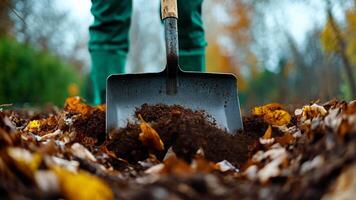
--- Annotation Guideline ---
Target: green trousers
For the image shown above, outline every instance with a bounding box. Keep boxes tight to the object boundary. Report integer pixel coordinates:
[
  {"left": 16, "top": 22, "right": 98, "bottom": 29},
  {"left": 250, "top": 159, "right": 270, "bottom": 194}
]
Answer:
[{"left": 89, "top": 0, "right": 207, "bottom": 104}]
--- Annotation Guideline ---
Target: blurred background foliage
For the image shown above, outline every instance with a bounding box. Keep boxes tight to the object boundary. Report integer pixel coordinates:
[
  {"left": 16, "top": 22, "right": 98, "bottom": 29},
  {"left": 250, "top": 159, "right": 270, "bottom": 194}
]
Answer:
[
  {"left": 0, "top": 0, "right": 355, "bottom": 110},
  {"left": 0, "top": 37, "right": 81, "bottom": 106}
]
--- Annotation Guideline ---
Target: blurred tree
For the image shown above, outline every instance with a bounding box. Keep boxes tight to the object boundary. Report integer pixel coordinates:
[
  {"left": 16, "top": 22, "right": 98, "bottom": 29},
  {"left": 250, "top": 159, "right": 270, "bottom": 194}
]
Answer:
[
  {"left": 0, "top": 0, "right": 13, "bottom": 36},
  {"left": 320, "top": 0, "right": 356, "bottom": 98},
  {"left": 0, "top": 37, "right": 81, "bottom": 106},
  {"left": 204, "top": 0, "right": 255, "bottom": 94},
  {"left": 289, "top": 30, "right": 343, "bottom": 102}
]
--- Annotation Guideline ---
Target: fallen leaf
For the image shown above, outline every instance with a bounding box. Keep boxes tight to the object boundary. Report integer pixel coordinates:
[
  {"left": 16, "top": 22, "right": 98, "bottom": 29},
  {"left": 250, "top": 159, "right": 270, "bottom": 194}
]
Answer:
[
  {"left": 322, "top": 164, "right": 356, "bottom": 200},
  {"left": 164, "top": 156, "right": 193, "bottom": 176},
  {"left": 26, "top": 120, "right": 41, "bottom": 133},
  {"left": 7, "top": 147, "right": 42, "bottom": 172},
  {"left": 71, "top": 143, "right": 97, "bottom": 162},
  {"left": 263, "top": 125, "right": 272, "bottom": 139},
  {"left": 45, "top": 156, "right": 79, "bottom": 173},
  {"left": 144, "top": 163, "right": 165, "bottom": 175},
  {"left": 259, "top": 125, "right": 275, "bottom": 145},
  {"left": 252, "top": 104, "right": 291, "bottom": 126},
  {"left": 163, "top": 147, "right": 177, "bottom": 161},
  {"left": 275, "top": 133, "right": 295, "bottom": 146},
  {"left": 215, "top": 160, "right": 239, "bottom": 173},
  {"left": 53, "top": 167, "right": 113, "bottom": 200},
  {"left": 64, "top": 96, "right": 90, "bottom": 115},
  {"left": 299, "top": 103, "right": 328, "bottom": 121},
  {"left": 138, "top": 114, "right": 164, "bottom": 151},
  {"left": 256, "top": 146, "right": 289, "bottom": 183},
  {"left": 191, "top": 156, "right": 217, "bottom": 173},
  {"left": 97, "top": 104, "right": 106, "bottom": 112},
  {"left": 100, "top": 146, "right": 118, "bottom": 159},
  {"left": 264, "top": 110, "right": 291, "bottom": 126},
  {"left": 39, "top": 129, "right": 62, "bottom": 141},
  {"left": 34, "top": 170, "right": 60, "bottom": 194},
  {"left": 252, "top": 103, "right": 283, "bottom": 116},
  {"left": 300, "top": 155, "right": 325, "bottom": 174}
]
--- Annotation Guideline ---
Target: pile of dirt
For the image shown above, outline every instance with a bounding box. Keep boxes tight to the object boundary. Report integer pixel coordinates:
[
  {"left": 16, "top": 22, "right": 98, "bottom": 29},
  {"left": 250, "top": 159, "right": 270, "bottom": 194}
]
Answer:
[{"left": 107, "top": 104, "right": 261, "bottom": 167}]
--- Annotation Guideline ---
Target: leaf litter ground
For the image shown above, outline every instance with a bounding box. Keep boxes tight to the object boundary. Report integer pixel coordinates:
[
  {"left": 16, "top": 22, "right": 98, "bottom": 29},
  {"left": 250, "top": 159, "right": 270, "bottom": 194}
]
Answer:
[{"left": 0, "top": 97, "right": 355, "bottom": 200}]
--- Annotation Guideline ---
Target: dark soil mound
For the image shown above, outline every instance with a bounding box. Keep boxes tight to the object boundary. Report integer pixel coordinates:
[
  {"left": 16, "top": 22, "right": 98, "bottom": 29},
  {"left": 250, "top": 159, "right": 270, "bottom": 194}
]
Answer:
[{"left": 107, "top": 104, "right": 264, "bottom": 167}]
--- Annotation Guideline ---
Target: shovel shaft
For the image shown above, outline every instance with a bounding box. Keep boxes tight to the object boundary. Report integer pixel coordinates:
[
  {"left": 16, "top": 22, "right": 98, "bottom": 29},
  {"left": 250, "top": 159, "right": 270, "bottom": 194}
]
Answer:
[{"left": 162, "top": 0, "right": 179, "bottom": 95}]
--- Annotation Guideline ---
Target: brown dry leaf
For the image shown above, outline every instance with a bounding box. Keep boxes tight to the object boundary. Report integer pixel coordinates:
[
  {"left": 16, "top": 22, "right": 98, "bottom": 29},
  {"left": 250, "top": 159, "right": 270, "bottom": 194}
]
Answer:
[
  {"left": 138, "top": 114, "right": 164, "bottom": 151},
  {"left": 338, "top": 119, "right": 353, "bottom": 137},
  {"left": 253, "top": 104, "right": 291, "bottom": 126},
  {"left": 64, "top": 96, "right": 91, "bottom": 115},
  {"left": 275, "top": 133, "right": 295, "bottom": 146},
  {"left": 298, "top": 103, "right": 327, "bottom": 120},
  {"left": 345, "top": 100, "right": 356, "bottom": 114},
  {"left": 53, "top": 167, "right": 113, "bottom": 200},
  {"left": 42, "top": 116, "right": 58, "bottom": 127},
  {"left": 322, "top": 164, "right": 356, "bottom": 200}
]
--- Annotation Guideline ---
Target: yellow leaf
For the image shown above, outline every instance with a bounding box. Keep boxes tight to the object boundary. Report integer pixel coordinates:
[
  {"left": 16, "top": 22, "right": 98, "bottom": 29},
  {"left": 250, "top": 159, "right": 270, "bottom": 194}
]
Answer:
[
  {"left": 138, "top": 114, "right": 164, "bottom": 151},
  {"left": 252, "top": 104, "right": 291, "bottom": 126},
  {"left": 26, "top": 120, "right": 41, "bottom": 132},
  {"left": 53, "top": 167, "right": 113, "bottom": 200},
  {"left": 264, "top": 110, "right": 291, "bottom": 126},
  {"left": 252, "top": 103, "right": 283, "bottom": 116}
]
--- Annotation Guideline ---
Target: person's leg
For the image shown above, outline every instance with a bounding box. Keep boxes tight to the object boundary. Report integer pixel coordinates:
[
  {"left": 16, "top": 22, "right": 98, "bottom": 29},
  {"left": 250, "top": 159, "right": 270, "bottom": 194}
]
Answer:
[
  {"left": 89, "top": 0, "right": 132, "bottom": 105},
  {"left": 177, "top": 0, "right": 207, "bottom": 72}
]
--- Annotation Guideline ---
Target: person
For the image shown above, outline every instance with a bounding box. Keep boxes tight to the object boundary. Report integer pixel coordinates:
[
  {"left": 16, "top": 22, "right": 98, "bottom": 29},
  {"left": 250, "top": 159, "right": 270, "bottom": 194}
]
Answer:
[{"left": 88, "top": 0, "right": 207, "bottom": 104}]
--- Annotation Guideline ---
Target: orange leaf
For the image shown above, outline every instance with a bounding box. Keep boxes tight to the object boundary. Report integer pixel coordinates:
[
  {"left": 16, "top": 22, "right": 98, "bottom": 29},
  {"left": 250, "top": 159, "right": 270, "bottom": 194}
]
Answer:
[
  {"left": 64, "top": 96, "right": 90, "bottom": 115},
  {"left": 263, "top": 125, "right": 272, "bottom": 139},
  {"left": 96, "top": 104, "right": 106, "bottom": 112},
  {"left": 163, "top": 156, "right": 193, "bottom": 176},
  {"left": 138, "top": 114, "right": 164, "bottom": 151}
]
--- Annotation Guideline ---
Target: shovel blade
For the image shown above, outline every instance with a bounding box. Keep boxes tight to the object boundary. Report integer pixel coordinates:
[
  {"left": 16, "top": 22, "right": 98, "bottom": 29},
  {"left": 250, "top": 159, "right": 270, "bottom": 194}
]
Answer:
[{"left": 107, "top": 71, "right": 243, "bottom": 134}]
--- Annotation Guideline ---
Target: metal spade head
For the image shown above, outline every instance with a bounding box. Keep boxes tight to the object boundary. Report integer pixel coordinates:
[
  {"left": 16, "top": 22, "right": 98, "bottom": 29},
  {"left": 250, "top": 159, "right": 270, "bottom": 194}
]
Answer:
[{"left": 106, "top": 71, "right": 243, "bottom": 133}]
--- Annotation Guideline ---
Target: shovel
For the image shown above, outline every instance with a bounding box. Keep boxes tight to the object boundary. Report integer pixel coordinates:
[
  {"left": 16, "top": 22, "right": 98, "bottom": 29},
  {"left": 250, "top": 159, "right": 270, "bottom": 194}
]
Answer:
[{"left": 106, "top": 0, "right": 243, "bottom": 133}]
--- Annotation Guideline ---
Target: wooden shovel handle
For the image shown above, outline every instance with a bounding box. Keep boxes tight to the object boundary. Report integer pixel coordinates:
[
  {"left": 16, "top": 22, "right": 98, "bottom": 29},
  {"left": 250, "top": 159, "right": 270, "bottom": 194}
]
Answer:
[{"left": 161, "top": 0, "right": 178, "bottom": 19}]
